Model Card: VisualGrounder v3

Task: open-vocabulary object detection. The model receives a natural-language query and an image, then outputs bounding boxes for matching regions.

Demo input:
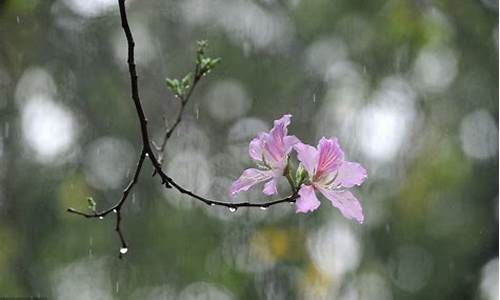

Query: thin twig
[117,0,288,209]
[67,148,146,258]
[67,0,299,255]
[68,148,146,218]
[156,60,202,165]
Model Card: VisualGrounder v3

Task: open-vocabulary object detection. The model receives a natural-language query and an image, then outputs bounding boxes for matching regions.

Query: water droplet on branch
[229,207,237,213]
[119,247,128,254]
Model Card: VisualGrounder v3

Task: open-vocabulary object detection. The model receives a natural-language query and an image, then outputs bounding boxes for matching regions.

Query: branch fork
[67,0,297,257]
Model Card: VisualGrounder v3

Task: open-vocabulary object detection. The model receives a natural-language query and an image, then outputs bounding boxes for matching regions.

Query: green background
[0,0,497,299]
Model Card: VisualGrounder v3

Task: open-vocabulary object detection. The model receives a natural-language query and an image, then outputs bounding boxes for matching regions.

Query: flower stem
[284,159,297,193]
[286,171,296,192]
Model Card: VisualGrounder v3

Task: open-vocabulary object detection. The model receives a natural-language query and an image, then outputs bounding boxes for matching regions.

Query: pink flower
[294,137,367,223]
[230,114,300,197]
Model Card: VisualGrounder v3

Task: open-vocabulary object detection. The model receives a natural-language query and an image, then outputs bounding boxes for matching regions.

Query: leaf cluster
[165,40,221,99]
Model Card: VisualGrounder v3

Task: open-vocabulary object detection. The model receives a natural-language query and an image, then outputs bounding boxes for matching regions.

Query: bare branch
[67,0,299,256]
[67,148,147,257]
[156,57,203,164]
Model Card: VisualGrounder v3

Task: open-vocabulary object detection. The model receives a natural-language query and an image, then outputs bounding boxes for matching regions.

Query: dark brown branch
[152,155,298,209]
[67,148,147,257]
[118,0,151,148]
[67,0,299,255]
[114,0,297,210]
[67,148,146,218]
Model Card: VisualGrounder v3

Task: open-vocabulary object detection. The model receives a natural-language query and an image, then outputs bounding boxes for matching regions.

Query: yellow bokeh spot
[250,227,304,262]
[302,263,334,297]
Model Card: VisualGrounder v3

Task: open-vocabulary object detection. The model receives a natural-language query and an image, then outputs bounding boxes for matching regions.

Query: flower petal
[294,142,319,175]
[316,137,344,178]
[270,114,292,144]
[335,161,368,188]
[230,168,273,197]
[284,135,300,154]
[263,178,278,195]
[317,187,364,223]
[249,137,264,161]
[296,185,321,213]
[264,114,293,164]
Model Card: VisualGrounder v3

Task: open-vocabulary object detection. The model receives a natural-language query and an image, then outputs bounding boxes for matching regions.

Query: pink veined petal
[295,185,321,213]
[294,142,319,176]
[315,137,344,179]
[265,114,292,162]
[334,161,368,188]
[249,137,264,162]
[317,187,364,223]
[270,114,292,145]
[263,138,283,164]
[230,168,273,197]
[262,178,278,196]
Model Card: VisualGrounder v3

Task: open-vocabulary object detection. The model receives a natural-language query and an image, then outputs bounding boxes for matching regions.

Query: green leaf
[166,78,176,90]
[201,58,211,68]
[199,57,222,75]
[209,57,221,68]
[87,197,96,212]
[181,73,192,89]
[166,78,182,96]
[196,40,208,63]
[197,40,208,50]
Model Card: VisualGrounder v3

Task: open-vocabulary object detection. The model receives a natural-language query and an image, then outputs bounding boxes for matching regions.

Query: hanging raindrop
[98,216,104,220]
[229,207,237,213]
[119,247,128,254]
[260,206,267,211]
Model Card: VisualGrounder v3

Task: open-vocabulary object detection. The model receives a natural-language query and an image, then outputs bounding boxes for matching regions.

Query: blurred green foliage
[0,0,497,299]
